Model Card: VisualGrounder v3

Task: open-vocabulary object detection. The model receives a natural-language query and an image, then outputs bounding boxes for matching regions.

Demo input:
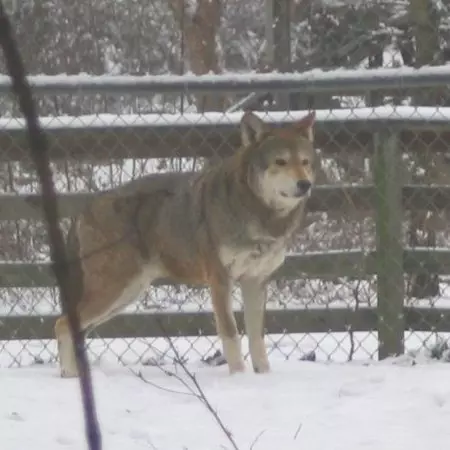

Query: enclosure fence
[2,67,450,368]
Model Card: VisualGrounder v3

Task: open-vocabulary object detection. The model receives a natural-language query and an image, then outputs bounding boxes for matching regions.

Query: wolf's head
[240,111,316,214]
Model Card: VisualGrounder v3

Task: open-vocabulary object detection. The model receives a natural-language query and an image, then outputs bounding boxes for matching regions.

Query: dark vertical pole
[374,129,405,359]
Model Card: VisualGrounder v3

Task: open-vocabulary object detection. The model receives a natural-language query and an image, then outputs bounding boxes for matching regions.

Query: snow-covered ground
[3,355,450,450]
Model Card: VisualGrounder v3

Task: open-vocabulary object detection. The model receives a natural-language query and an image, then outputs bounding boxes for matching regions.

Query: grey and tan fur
[55,111,317,377]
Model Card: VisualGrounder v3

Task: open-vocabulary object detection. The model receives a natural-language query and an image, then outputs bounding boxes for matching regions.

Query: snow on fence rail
[2,106,450,163]
[1,65,450,94]
[2,106,450,130]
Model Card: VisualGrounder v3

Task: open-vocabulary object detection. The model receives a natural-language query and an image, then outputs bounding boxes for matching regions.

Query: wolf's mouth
[280,191,304,199]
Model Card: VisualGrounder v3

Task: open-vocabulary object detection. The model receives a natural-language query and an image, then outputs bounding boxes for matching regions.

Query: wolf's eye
[275,158,287,166]
[301,158,309,166]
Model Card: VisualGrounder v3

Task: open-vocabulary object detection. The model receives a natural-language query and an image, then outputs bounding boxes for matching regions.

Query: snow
[1,105,450,131]
[1,64,450,93]
[2,356,450,450]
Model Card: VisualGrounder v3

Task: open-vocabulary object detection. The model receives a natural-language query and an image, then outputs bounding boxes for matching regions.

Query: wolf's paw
[253,360,271,374]
[60,365,79,378]
[228,360,246,374]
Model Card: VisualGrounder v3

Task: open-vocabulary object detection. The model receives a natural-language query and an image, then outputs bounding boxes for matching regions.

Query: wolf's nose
[296,180,311,195]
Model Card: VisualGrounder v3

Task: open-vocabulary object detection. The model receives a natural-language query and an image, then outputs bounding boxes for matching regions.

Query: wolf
[55,110,317,377]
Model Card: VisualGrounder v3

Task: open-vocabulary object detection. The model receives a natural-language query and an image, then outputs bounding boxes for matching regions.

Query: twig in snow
[293,423,303,440]
[250,430,266,450]
[132,368,197,398]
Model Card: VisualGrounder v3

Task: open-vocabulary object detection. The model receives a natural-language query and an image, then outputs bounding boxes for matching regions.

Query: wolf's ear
[294,111,316,141]
[240,111,267,147]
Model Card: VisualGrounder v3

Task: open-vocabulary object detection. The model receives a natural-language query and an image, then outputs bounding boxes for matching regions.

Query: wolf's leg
[241,278,270,374]
[54,288,107,379]
[55,266,158,378]
[210,277,245,374]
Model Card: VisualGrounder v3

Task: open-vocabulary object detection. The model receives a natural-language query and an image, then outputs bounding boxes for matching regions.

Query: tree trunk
[408,0,441,298]
[169,0,225,112]
[264,0,292,111]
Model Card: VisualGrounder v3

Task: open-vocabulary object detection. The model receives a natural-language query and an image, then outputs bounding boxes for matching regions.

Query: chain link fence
[1,0,450,369]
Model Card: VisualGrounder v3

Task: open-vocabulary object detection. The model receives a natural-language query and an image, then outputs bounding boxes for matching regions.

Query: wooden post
[373,129,405,359]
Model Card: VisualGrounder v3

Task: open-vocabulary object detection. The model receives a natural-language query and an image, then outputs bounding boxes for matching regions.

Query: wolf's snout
[296,180,311,196]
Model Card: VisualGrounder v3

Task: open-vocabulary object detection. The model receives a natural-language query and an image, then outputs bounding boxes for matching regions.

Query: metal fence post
[373,128,405,359]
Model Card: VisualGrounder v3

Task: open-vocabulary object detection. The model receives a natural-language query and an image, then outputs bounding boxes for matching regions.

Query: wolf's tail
[64,218,84,306]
